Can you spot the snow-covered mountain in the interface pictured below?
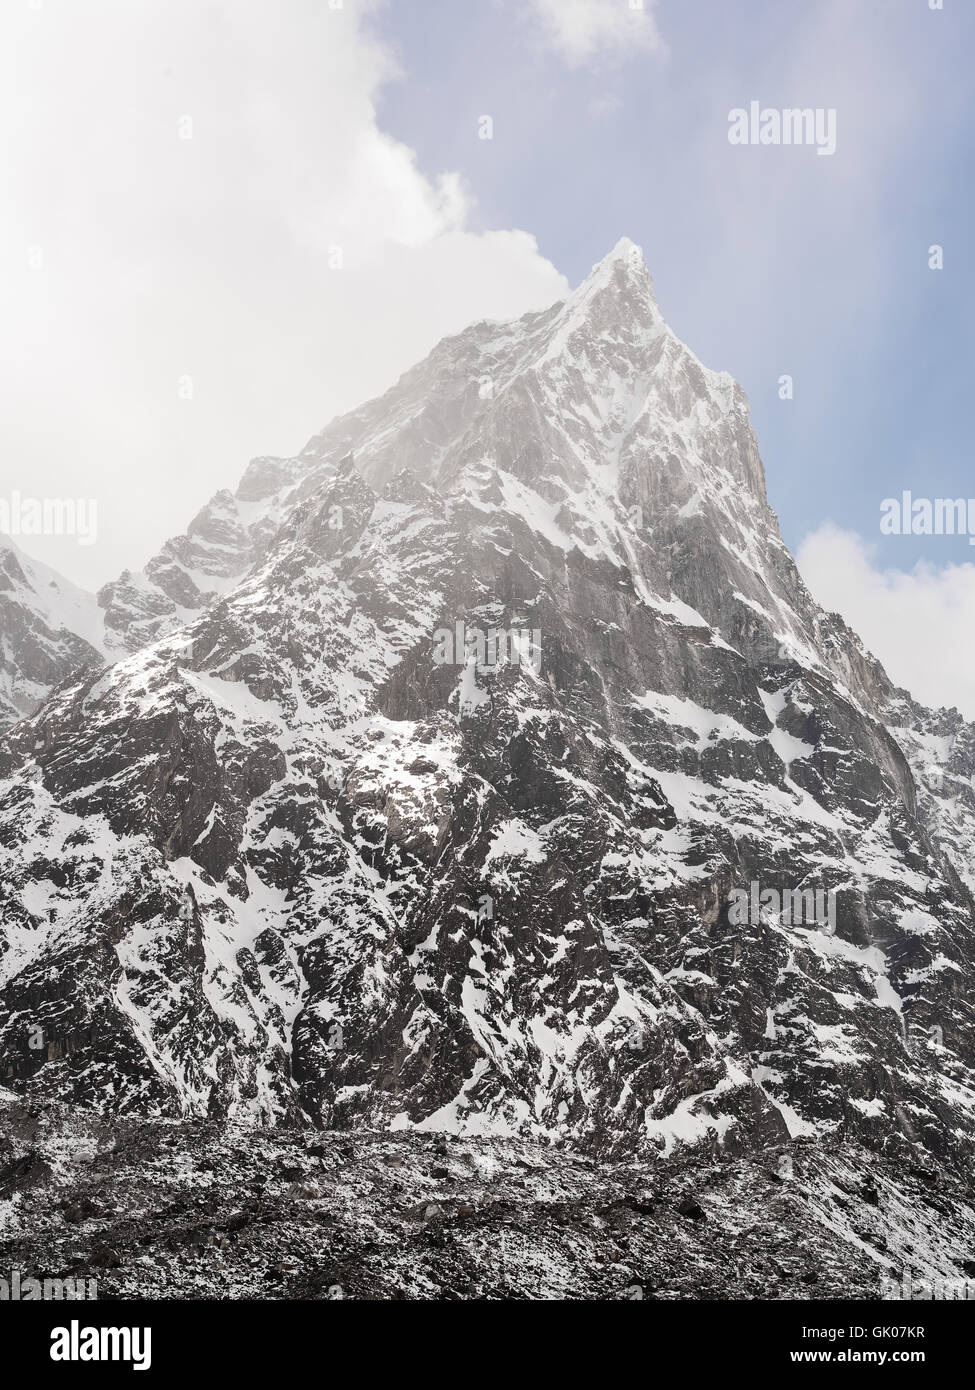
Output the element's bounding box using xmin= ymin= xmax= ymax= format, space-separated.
xmin=2 ymin=241 xmax=974 ymax=1190
xmin=0 ymin=536 xmax=104 ymax=731
xmin=95 ymin=454 xmax=312 ymax=659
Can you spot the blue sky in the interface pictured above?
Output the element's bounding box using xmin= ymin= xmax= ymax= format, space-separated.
xmin=377 ymin=0 xmax=974 ymax=571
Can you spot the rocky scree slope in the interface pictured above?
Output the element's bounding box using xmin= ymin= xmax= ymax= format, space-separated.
xmin=3 ymin=1093 xmax=975 ymax=1300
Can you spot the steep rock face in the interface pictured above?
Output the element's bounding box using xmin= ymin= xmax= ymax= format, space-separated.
xmin=1 ymin=243 xmax=974 ymax=1178
xmin=96 ymin=456 xmax=316 ymax=657
xmin=0 ymin=538 xmax=104 ymax=732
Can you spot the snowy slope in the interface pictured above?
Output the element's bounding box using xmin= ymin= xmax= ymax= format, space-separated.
xmin=0 ymin=536 xmax=104 ymax=730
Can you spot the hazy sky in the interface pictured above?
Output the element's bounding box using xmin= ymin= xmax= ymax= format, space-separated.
xmin=2 ymin=0 xmax=974 ymax=709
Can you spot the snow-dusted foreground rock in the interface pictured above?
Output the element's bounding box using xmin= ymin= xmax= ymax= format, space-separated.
xmin=2 ymin=1092 xmax=974 ymax=1301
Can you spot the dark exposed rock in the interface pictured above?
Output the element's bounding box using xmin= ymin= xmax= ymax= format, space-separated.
xmin=0 ymin=1149 xmax=51 ymax=1199
xmin=676 ymin=1196 xmax=706 ymax=1221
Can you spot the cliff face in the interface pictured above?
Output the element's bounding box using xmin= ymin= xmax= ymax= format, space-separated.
xmin=1 ymin=242 xmax=974 ymax=1188
xmin=0 ymin=537 xmax=104 ymax=731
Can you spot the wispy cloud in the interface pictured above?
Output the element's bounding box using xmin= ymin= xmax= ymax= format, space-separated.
xmin=0 ymin=0 xmax=568 ymax=588
xmin=522 ymin=0 xmax=664 ymax=68
xmin=798 ymin=524 xmax=975 ymax=719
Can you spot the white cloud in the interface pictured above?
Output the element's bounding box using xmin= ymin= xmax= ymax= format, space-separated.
xmin=524 ymin=0 xmax=664 ymax=68
xmin=0 ymin=0 xmax=568 ymax=589
xmin=797 ymin=524 xmax=975 ymax=719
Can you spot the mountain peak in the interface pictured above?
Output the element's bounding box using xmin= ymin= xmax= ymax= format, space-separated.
xmin=586 ymin=235 xmax=655 ymax=291
xmin=602 ymin=234 xmax=643 ymax=265
xmin=551 ymin=235 xmax=660 ymax=342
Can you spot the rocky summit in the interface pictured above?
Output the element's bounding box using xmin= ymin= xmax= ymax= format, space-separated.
xmin=2 ymin=241 xmax=974 ymax=1299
